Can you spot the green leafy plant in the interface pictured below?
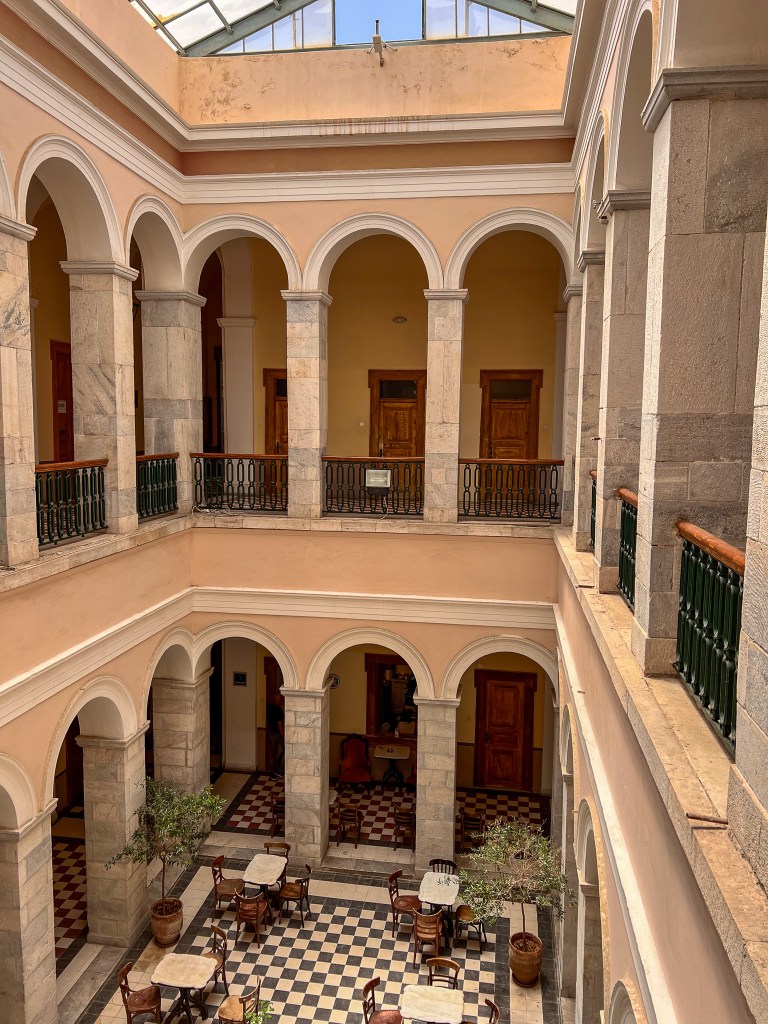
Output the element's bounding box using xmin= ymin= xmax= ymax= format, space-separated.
xmin=245 ymin=1000 xmax=275 ymax=1024
xmin=107 ymin=778 xmax=225 ymax=912
xmin=460 ymin=818 xmax=571 ymax=950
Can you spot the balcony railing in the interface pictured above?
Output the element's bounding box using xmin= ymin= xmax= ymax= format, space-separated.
xmin=323 ymin=458 xmax=424 ymax=515
xmin=35 ymin=459 xmax=108 ymax=547
xmin=136 ymin=453 xmax=178 ymax=520
xmin=460 ymin=460 xmax=563 ymax=520
xmin=589 ymin=469 xmax=597 ymax=548
xmin=675 ymin=521 xmax=744 ymax=752
xmin=617 ymin=487 xmax=638 ymax=610
xmin=191 ymin=453 xmax=288 ymax=513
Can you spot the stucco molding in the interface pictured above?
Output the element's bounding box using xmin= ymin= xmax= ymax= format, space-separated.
xmin=182 ymin=215 xmax=302 ymax=292
xmin=596 ymin=190 xmax=651 ymax=221
xmin=562 ymin=283 xmax=583 ymax=302
xmin=0 ymin=213 xmax=36 ymax=242
xmin=0 ymin=755 xmax=39 ymax=831
xmin=577 ymin=249 xmax=606 ymax=272
xmin=135 ymin=290 xmax=206 ymax=306
xmin=642 ymin=66 xmax=768 ymax=133
xmin=423 ymin=290 xmax=469 ymax=304
xmin=60 ymin=260 xmax=139 ymax=281
xmin=604 ymin=0 xmax=654 ymax=192
xmin=441 ymin=635 xmax=558 ymax=701
xmin=281 ymin=290 xmax=333 ymax=307
xmin=305 ymin=627 xmax=435 ymax=700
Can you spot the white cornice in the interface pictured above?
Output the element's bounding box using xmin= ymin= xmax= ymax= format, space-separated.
xmin=60 ymin=260 xmax=138 ymax=280
xmin=0 ymin=214 xmax=36 ymax=241
xmin=642 ymin=65 xmax=768 ymax=133
xmin=596 ymin=190 xmax=651 ymax=220
xmin=577 ymin=248 xmax=605 ymax=271
xmin=135 ymin=290 xmax=206 ymax=306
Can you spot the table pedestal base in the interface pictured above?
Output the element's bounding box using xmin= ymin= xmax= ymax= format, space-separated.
xmin=163 ymin=988 xmax=209 ymax=1023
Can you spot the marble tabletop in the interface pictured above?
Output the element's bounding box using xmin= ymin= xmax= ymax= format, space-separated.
xmin=243 ymin=853 xmax=287 ymax=886
xmin=419 ymin=872 xmax=460 ymax=907
xmin=400 ymin=984 xmax=465 ymax=1024
xmin=374 ymin=744 xmax=411 ymax=760
xmin=329 ymin=788 xmax=338 ymax=806
xmin=151 ymin=953 xmax=216 ymax=990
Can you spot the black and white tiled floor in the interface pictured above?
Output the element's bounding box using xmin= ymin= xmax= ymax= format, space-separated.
xmin=53 ymin=838 xmax=89 ymax=973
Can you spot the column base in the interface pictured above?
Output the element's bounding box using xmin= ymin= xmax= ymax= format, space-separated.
xmin=595 ymin=563 xmax=619 ymax=594
xmin=573 ymin=529 xmax=593 ymax=552
xmin=630 ymin=620 xmax=678 ymax=676
xmin=728 ymin=766 xmax=768 ymax=894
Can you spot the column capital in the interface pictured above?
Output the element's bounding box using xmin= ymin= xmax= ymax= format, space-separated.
xmin=0 ymin=213 xmax=36 ymax=242
xmin=217 ymin=316 xmax=256 ymax=328
xmin=60 ymin=260 xmax=139 ymax=281
xmin=280 ymin=686 xmax=329 ymax=701
xmin=0 ymin=800 xmax=56 ymax=843
xmin=577 ymin=250 xmax=606 ymax=273
xmin=423 ymin=289 xmax=469 ymax=304
xmin=281 ymin=289 xmax=332 ymax=307
xmin=135 ymin=289 xmax=206 ymax=306
xmin=553 ymin=310 xmax=568 ymax=323
xmin=413 ymin=696 xmax=461 ymax=709
xmin=562 ymin=283 xmax=583 ymax=303
xmin=562 ymin=771 xmax=574 ymax=787
xmin=578 ymin=878 xmax=600 ymax=898
xmin=596 ymin=190 xmax=651 ymax=221
xmin=76 ymin=722 xmax=150 ymax=751
xmin=643 ymin=65 xmax=768 ymax=132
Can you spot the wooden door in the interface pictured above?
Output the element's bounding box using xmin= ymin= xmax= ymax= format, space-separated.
xmin=264 ymin=370 xmax=288 ymax=455
xmin=474 ymin=670 xmax=536 ymax=791
xmin=50 ymin=340 xmax=74 ymax=462
xmin=480 ymin=370 xmax=543 ymax=460
xmin=368 ymin=370 xmax=426 ymax=458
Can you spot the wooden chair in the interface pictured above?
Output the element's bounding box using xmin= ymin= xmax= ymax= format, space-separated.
xmin=429 ymin=858 xmax=458 ymax=874
xmin=218 ymin=981 xmax=261 ymax=1024
xmin=279 ymin=864 xmax=312 ymax=926
xmin=117 ymin=962 xmax=162 ymax=1024
xmin=263 ymin=841 xmax=290 ymax=900
xmin=337 ymin=804 xmax=364 ymax=847
xmin=455 ymin=904 xmax=487 ymax=952
xmin=427 ymin=957 xmax=461 ymax=989
xmin=361 ymin=977 xmax=403 ymax=1024
xmin=337 ymin=734 xmax=372 ymax=786
xmin=269 ymin=795 xmax=285 ymax=837
xmin=201 ymin=925 xmax=230 ymax=995
xmin=459 ymin=809 xmax=486 ymax=852
xmin=234 ymin=892 xmax=270 ymax=947
xmin=211 ymin=854 xmax=244 ymax=913
xmin=412 ymin=909 xmax=442 ymax=965
xmin=392 ymin=807 xmax=416 ymax=851
xmin=484 ymin=999 xmax=500 ymax=1024
xmin=387 ymin=869 xmax=422 ymax=937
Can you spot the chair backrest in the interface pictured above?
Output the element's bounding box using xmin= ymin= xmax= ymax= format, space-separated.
xmin=270 ymin=795 xmax=285 ymax=812
xmin=236 ymin=892 xmax=266 ymax=919
xmin=117 ymin=962 xmax=133 ymax=1005
xmin=362 ymin=977 xmax=381 ymax=1023
xmin=394 ymin=807 xmax=415 ymax=827
xmin=265 ymin=841 xmax=290 ymax=858
xmin=339 ymin=804 xmax=361 ymax=826
xmin=340 ymin=734 xmax=369 ymax=768
xmin=461 ymin=809 xmax=486 ymax=830
xmin=242 ymin=981 xmax=261 ymax=1012
xmin=485 ymin=999 xmax=500 ymax=1024
xmin=297 ymin=864 xmax=312 ymax=896
xmin=388 ymin=869 xmax=402 ymax=904
xmin=210 ymin=924 xmax=227 ymax=958
xmin=427 ymin=957 xmax=460 ymax=988
xmin=429 ymin=858 xmax=458 ymax=874
xmin=414 ymin=910 xmax=442 ymax=939
xmin=211 ymin=854 xmax=224 ymax=885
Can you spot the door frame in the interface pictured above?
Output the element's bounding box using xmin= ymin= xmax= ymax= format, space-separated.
xmin=479 ymin=369 xmax=543 ymax=459
xmin=473 ymin=668 xmax=537 ymax=791
xmin=263 ymin=368 xmax=288 ymax=455
xmin=367 ymin=369 xmax=426 ymax=458
xmin=50 ymin=339 xmax=74 ymax=462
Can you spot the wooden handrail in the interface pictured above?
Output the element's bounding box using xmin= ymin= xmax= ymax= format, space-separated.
xmin=136 ymin=452 xmax=179 ymax=463
xmin=676 ymin=520 xmax=745 ymax=576
xmin=190 ymin=452 xmax=287 ymax=460
xmin=617 ymin=487 xmax=638 ymax=508
xmin=323 ymin=456 xmax=425 ymax=463
xmin=35 ymin=458 xmax=109 ymax=472
xmin=589 ymin=469 xmax=597 ymax=480
xmin=461 ymin=458 xmax=565 ymax=466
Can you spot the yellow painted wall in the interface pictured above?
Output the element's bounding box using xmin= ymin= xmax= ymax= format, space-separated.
xmin=327 ymin=236 xmax=428 ymax=456
xmin=249 ymin=238 xmax=290 ymax=453
xmin=460 ymin=230 xmax=561 ymax=459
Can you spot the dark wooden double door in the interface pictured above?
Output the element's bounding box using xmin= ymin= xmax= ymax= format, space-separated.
xmin=474 ymin=670 xmax=536 ymax=791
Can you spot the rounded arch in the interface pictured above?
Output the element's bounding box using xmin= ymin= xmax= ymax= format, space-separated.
xmin=304 ymin=213 xmax=443 ymax=292
xmin=125 ymin=195 xmax=184 ymax=291
xmin=607 ymin=4 xmax=655 ymax=191
xmin=192 ymin=621 xmax=300 ymax=693
xmin=442 ymin=635 xmax=558 ymax=701
xmin=576 ymin=798 xmax=599 ymax=882
xmin=17 ymin=136 xmax=122 ymax=260
xmin=445 ymin=208 xmax=574 ymax=289
xmin=0 ymin=149 xmax=14 ymax=219
xmin=42 ymin=676 xmax=139 ymax=806
xmin=142 ymin=627 xmax=195 ymax=717
xmin=560 ymin=703 xmax=574 ymax=774
xmin=571 ymin=186 xmax=583 ymax=273
xmin=182 ymin=215 xmax=301 ymax=293
xmin=0 ymin=755 xmax=38 ymax=830
xmin=609 ymin=982 xmax=640 ymax=1024
xmin=583 ymin=116 xmax=608 ymax=251
xmin=307 ymin=627 xmax=434 ymax=699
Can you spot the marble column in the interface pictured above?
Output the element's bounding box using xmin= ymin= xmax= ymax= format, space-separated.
xmin=0 ymin=216 xmax=38 ymax=567
xmin=414 ymin=697 xmax=459 ymax=870
xmin=152 ymin=669 xmax=211 ymax=795
xmin=423 ymin=290 xmax=468 ymax=524
xmin=574 ymin=878 xmax=603 ymax=1024
xmin=281 ymin=291 xmax=330 ymax=519
xmin=559 ymin=284 xmax=583 ymax=528
xmin=558 ymin=772 xmax=577 ymax=999
xmin=594 ymin=193 xmax=651 ymax=591
xmin=218 ymin=317 xmax=256 ymax=454
xmin=78 ymin=728 xmax=148 ymax=945
xmin=0 ymin=807 xmax=57 ymax=1024
xmin=283 ymin=688 xmax=329 ymax=865
xmin=572 ymin=254 xmax=605 ymax=551
xmin=137 ymin=291 xmax=205 ymax=514
xmin=62 ymin=261 xmax=139 ymax=535
xmin=632 ymin=88 xmax=768 ymax=673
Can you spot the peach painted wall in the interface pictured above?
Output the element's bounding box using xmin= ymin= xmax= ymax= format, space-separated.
xmin=249 ymin=238 xmax=290 ymax=453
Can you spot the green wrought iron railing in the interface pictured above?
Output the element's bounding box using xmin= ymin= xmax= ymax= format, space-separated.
xmin=323 ymin=457 xmax=424 ymax=515
xmin=35 ymin=458 xmax=108 ymax=547
xmin=617 ymin=487 xmax=638 ymax=610
xmin=136 ymin=453 xmax=178 ymax=519
xmin=589 ymin=470 xmax=597 ymax=549
xmin=674 ymin=521 xmax=744 ymax=753
xmin=192 ymin=453 xmax=288 ymax=512
xmin=460 ymin=459 xmax=563 ymax=520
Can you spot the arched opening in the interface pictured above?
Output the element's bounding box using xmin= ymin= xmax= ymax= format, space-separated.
xmin=576 ymin=803 xmax=605 ymax=1024
xmin=609 ymin=982 xmax=638 ymax=1024
xmin=585 ymin=131 xmax=607 ymax=252
xmin=614 ymin=12 xmax=654 ymax=192
xmin=558 ymin=707 xmax=578 ymax=1002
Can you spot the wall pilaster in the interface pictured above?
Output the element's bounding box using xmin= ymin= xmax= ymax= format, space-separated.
xmin=414 ymin=697 xmax=458 ymax=870
xmin=573 ymin=254 xmax=605 ymax=550
xmin=560 ymin=284 xmax=583 ymax=527
xmin=283 ymin=688 xmax=329 ymax=865
xmin=152 ymin=671 xmax=211 ymax=794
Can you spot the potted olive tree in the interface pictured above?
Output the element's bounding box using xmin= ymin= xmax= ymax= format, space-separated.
xmin=460 ymin=818 xmax=570 ymax=987
xmin=107 ymin=778 xmax=224 ymax=946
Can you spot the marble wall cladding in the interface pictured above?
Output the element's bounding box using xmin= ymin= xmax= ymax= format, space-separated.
xmin=283 ymin=689 xmax=329 ymax=864
xmin=152 ymin=673 xmax=211 ymax=795
xmin=573 ymin=262 xmax=604 ymax=551
xmin=560 ymin=291 xmax=583 ymax=526
xmin=414 ymin=698 xmax=458 ymax=869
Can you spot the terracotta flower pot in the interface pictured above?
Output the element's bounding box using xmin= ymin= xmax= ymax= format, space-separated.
xmin=509 ymin=931 xmax=543 ymax=987
xmin=151 ymin=897 xmax=184 ymax=947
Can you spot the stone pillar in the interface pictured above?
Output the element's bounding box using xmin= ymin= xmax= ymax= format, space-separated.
xmin=78 ymin=728 xmax=148 ymax=945
xmin=575 ymin=878 xmax=603 ymax=1024
xmin=632 ymin=87 xmax=768 ymax=672
xmin=414 ymin=697 xmax=458 ymax=870
xmin=423 ymin=290 xmax=468 ymax=524
xmin=0 ymin=216 xmax=38 ymax=567
xmin=572 ymin=254 xmax=605 ymax=550
xmin=283 ymin=688 xmax=329 ymax=865
xmin=0 ymin=807 xmax=57 ymax=1024
xmin=594 ymin=194 xmax=651 ymax=591
xmin=218 ymin=317 xmax=256 ymax=454
xmin=62 ymin=261 xmax=139 ymax=535
xmin=137 ymin=291 xmax=205 ymax=514
xmin=560 ymin=284 xmax=583 ymax=527
xmin=281 ymin=291 xmax=330 ymax=519
xmin=152 ymin=669 xmax=211 ymax=794
xmin=558 ymin=772 xmax=578 ymax=999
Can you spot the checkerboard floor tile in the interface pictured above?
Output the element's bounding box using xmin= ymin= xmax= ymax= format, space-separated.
xmin=53 ymin=838 xmax=88 ymax=966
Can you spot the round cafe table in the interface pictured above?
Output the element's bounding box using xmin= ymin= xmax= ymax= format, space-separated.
xmin=151 ymin=952 xmax=215 ymax=1023
xmin=374 ymin=743 xmax=411 ymax=787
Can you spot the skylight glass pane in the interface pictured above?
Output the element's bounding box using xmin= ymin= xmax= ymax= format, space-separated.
xmin=302 ymin=0 xmax=333 ymax=48
xmin=488 ymin=9 xmax=520 ymax=34
xmin=217 ymin=0 xmax=273 ymax=19
xmin=426 ymin=0 xmax=457 ymax=38
xmin=519 ymin=18 xmax=544 ymax=33
xmin=272 ymin=12 xmax=297 ymax=49
xmin=244 ymin=24 xmax=272 ymax=50
xmin=169 ymin=5 xmax=224 ymax=45
xmin=218 ymin=37 xmax=245 ymax=52
xmin=466 ymin=2 xmax=489 ymax=36
xmin=144 ymin=0 xmax=200 ymax=20
xmin=335 ymin=0 xmax=423 ymax=45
